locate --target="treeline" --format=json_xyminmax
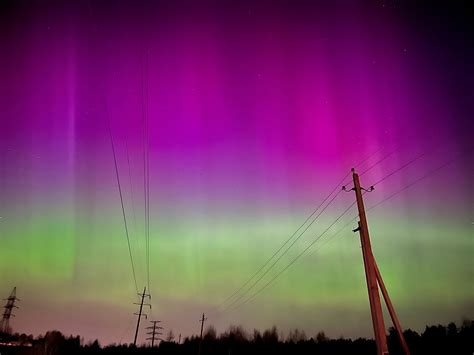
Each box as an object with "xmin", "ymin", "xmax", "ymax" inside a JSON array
[{"xmin": 1, "ymin": 320, "xmax": 473, "ymax": 355}]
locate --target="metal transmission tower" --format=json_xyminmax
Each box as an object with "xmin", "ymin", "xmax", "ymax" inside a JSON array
[
  {"xmin": 344, "ymin": 168, "xmax": 410, "ymax": 355},
  {"xmin": 146, "ymin": 320, "xmax": 163, "ymax": 347},
  {"xmin": 0, "ymin": 287, "xmax": 19, "ymax": 334},
  {"xmin": 133, "ymin": 287, "xmax": 151, "ymax": 347},
  {"xmin": 198, "ymin": 313, "xmax": 207, "ymax": 355}
]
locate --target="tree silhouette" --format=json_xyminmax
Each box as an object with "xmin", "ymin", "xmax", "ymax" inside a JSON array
[{"xmin": 1, "ymin": 320, "xmax": 472, "ymax": 355}]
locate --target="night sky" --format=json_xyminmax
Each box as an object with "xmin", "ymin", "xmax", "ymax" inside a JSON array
[{"xmin": 0, "ymin": 0, "xmax": 472, "ymax": 346}]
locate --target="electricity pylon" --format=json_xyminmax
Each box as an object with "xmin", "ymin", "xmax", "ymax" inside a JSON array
[
  {"xmin": 0, "ymin": 287, "xmax": 19, "ymax": 334},
  {"xmin": 133, "ymin": 287, "xmax": 151, "ymax": 346},
  {"xmin": 146, "ymin": 320, "xmax": 163, "ymax": 347},
  {"xmin": 344, "ymin": 168, "xmax": 410, "ymax": 355}
]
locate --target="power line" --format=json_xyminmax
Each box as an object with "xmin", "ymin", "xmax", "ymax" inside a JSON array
[
  {"xmin": 362, "ymin": 140, "xmax": 455, "ymax": 188},
  {"xmin": 313, "ymin": 153, "xmax": 466, "ymax": 257},
  {"xmin": 213, "ymin": 148, "xmax": 393, "ymax": 315},
  {"xmin": 145, "ymin": 51, "xmax": 151, "ymax": 295},
  {"xmin": 140, "ymin": 45, "xmax": 148, "ymax": 293},
  {"xmin": 220, "ymin": 188, "xmax": 345, "ymax": 313},
  {"xmin": 354, "ymin": 146, "xmax": 384, "ymax": 170},
  {"xmin": 341, "ymin": 146, "xmax": 395, "ymax": 192},
  {"xmin": 144, "ymin": 43, "xmax": 151, "ymax": 296},
  {"xmin": 107, "ymin": 106, "xmax": 139, "ymax": 294},
  {"xmin": 370, "ymin": 149, "xmax": 431, "ymax": 187},
  {"xmin": 125, "ymin": 139, "xmax": 145, "ymax": 284},
  {"xmin": 211, "ymin": 147, "xmax": 458, "ymax": 317},
  {"xmin": 305, "ymin": 155, "xmax": 467, "ymax": 283},
  {"xmin": 306, "ymin": 192, "xmax": 372, "ymax": 259},
  {"xmin": 359, "ymin": 148, "xmax": 398, "ymax": 176},
  {"xmin": 140, "ymin": 31, "xmax": 151, "ymax": 296},
  {"xmin": 214, "ymin": 172, "xmax": 350, "ymax": 314},
  {"xmin": 224, "ymin": 151, "xmax": 466, "ymax": 314},
  {"xmin": 358, "ymin": 135, "xmax": 445, "ymax": 178},
  {"xmin": 125, "ymin": 140, "xmax": 139, "ymax": 237},
  {"xmin": 229, "ymin": 201, "xmax": 357, "ymax": 312},
  {"xmin": 214, "ymin": 146, "xmax": 393, "ymax": 313},
  {"xmin": 308, "ymin": 215, "xmax": 358, "ymax": 257},
  {"xmin": 367, "ymin": 153, "xmax": 464, "ymax": 212}
]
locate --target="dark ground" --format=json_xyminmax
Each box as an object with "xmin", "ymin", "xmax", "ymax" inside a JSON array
[{"xmin": 1, "ymin": 320, "xmax": 473, "ymax": 355}]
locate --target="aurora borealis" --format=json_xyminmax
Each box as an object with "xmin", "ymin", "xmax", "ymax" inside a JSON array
[{"xmin": 0, "ymin": 0, "xmax": 472, "ymax": 346}]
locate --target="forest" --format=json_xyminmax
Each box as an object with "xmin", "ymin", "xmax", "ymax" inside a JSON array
[{"xmin": 0, "ymin": 319, "xmax": 473, "ymax": 355}]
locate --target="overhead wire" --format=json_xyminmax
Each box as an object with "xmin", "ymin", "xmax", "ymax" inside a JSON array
[
  {"xmin": 217, "ymin": 149, "xmax": 466, "ymax": 314},
  {"xmin": 358, "ymin": 134, "xmax": 447, "ymax": 179},
  {"xmin": 370, "ymin": 149, "xmax": 431, "ymax": 187},
  {"xmin": 139, "ymin": 26, "xmax": 151, "ymax": 296},
  {"xmin": 140, "ymin": 44, "xmax": 147, "ymax": 293},
  {"xmin": 106, "ymin": 103, "xmax": 139, "ymax": 294},
  {"xmin": 367, "ymin": 152, "xmax": 465, "ymax": 212},
  {"xmin": 213, "ymin": 146, "xmax": 397, "ymax": 315},
  {"xmin": 218, "ymin": 145, "xmax": 405, "ymax": 311},
  {"xmin": 359, "ymin": 148, "xmax": 398, "ymax": 176},
  {"xmin": 213, "ymin": 171, "xmax": 351, "ymax": 313},
  {"xmin": 354, "ymin": 146, "xmax": 385, "ymax": 169},
  {"xmin": 90, "ymin": 0, "xmax": 153, "ymax": 336},
  {"xmin": 309, "ymin": 153, "xmax": 466, "ymax": 267},
  {"xmin": 145, "ymin": 47, "xmax": 151, "ymax": 295},
  {"xmin": 210, "ymin": 140, "xmax": 458, "ymax": 319},
  {"xmin": 341, "ymin": 146, "xmax": 396, "ymax": 188},
  {"xmin": 218, "ymin": 187, "xmax": 346, "ymax": 313},
  {"xmin": 125, "ymin": 140, "xmax": 139, "ymax": 238},
  {"xmin": 228, "ymin": 200, "xmax": 358, "ymax": 312},
  {"xmin": 319, "ymin": 152, "xmax": 467, "ymax": 258}
]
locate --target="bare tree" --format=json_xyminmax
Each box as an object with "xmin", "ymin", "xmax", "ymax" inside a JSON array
[
  {"xmin": 287, "ymin": 328, "xmax": 307, "ymax": 343},
  {"xmin": 166, "ymin": 330, "xmax": 175, "ymax": 342}
]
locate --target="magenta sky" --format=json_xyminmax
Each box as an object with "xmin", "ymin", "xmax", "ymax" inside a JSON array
[{"xmin": 0, "ymin": 0, "xmax": 472, "ymax": 346}]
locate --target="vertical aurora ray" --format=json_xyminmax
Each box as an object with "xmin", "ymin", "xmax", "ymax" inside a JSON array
[{"xmin": 0, "ymin": 0, "xmax": 472, "ymax": 345}]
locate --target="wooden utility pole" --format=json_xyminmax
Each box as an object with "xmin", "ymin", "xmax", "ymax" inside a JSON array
[
  {"xmin": 198, "ymin": 313, "xmax": 207, "ymax": 355},
  {"xmin": 373, "ymin": 260, "xmax": 411, "ymax": 355},
  {"xmin": 345, "ymin": 168, "xmax": 410, "ymax": 355},
  {"xmin": 133, "ymin": 287, "xmax": 151, "ymax": 346},
  {"xmin": 351, "ymin": 169, "xmax": 388, "ymax": 355}
]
